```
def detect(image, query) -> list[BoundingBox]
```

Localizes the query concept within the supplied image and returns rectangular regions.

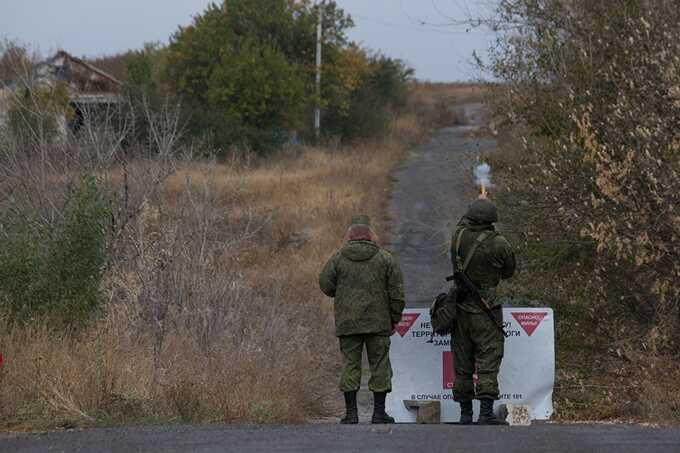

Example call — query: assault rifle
[446,273,508,338]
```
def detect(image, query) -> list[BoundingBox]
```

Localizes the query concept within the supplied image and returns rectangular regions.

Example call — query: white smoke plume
[474,163,494,190]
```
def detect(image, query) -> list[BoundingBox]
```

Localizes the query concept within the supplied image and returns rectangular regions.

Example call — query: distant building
[0,50,122,135]
[35,50,122,131]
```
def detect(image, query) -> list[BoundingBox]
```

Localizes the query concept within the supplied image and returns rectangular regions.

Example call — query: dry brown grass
[410,82,484,106]
[407,82,485,127]
[0,84,447,430]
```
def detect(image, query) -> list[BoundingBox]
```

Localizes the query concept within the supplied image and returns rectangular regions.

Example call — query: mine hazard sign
[387,307,555,422]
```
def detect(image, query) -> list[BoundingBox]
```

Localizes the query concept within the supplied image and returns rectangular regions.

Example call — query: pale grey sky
[0,0,496,81]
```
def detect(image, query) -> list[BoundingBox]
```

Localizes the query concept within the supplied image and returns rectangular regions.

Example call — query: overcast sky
[0,0,497,81]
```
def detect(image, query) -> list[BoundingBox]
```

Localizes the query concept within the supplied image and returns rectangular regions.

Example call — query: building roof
[35,50,122,95]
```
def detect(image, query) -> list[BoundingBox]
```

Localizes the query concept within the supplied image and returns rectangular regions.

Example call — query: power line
[352,14,488,36]
[398,0,492,28]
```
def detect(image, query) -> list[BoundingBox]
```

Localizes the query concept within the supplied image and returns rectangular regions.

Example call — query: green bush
[0,175,110,328]
[164,0,326,154]
[487,0,680,326]
[161,0,413,151]
[324,54,413,141]
[93,1,412,153]
[120,43,169,147]
[7,82,71,146]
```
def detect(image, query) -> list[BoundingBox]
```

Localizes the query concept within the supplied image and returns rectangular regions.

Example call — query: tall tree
[164,0,353,152]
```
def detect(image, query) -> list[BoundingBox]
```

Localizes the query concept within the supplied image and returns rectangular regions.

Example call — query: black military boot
[341,391,359,424]
[477,399,508,425]
[371,392,395,424]
[459,401,473,425]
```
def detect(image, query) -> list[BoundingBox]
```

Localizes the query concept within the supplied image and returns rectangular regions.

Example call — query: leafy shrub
[163,0,327,154]
[7,82,71,146]
[324,54,413,141]
[159,0,413,152]
[0,40,32,86]
[488,0,680,327]
[0,175,110,328]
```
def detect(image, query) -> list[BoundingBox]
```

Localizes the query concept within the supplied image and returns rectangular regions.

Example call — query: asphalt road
[3,423,680,453]
[386,102,496,308]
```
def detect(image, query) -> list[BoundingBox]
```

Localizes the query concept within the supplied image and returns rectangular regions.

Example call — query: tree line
[92,0,414,154]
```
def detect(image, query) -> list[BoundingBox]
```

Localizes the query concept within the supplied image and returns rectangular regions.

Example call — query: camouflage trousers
[338,334,392,393]
[451,307,504,401]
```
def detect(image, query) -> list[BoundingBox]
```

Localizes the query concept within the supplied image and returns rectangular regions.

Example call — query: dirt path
[386,102,496,307]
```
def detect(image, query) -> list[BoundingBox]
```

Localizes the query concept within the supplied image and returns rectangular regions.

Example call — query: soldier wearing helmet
[450,196,516,425]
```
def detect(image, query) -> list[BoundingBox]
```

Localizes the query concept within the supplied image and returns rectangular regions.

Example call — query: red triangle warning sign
[395,313,420,337]
[511,312,547,336]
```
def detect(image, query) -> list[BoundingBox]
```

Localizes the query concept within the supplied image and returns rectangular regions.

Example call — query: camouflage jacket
[319,240,405,336]
[451,219,516,313]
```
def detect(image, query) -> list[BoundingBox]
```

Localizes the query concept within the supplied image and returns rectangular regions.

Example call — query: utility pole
[315,0,323,142]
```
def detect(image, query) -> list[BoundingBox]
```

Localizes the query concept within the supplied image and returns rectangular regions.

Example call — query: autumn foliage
[487,0,680,421]
[157,0,413,152]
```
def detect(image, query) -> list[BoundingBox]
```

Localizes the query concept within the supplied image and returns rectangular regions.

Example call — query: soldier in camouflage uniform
[450,197,515,425]
[319,215,405,424]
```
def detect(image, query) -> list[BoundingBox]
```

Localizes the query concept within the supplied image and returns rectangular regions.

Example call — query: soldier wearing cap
[319,214,405,424]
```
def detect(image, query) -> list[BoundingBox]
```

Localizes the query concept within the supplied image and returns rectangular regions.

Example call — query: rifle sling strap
[455,228,494,273]
[454,228,507,337]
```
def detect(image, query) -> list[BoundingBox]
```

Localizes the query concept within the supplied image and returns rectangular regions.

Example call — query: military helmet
[350,214,371,227]
[464,199,498,224]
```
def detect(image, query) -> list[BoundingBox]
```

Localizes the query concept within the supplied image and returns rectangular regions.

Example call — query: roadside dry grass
[0,84,449,430]
[407,82,484,126]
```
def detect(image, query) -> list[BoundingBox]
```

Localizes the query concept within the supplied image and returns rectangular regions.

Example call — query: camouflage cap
[347,214,375,242]
[465,199,499,224]
[350,214,371,227]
